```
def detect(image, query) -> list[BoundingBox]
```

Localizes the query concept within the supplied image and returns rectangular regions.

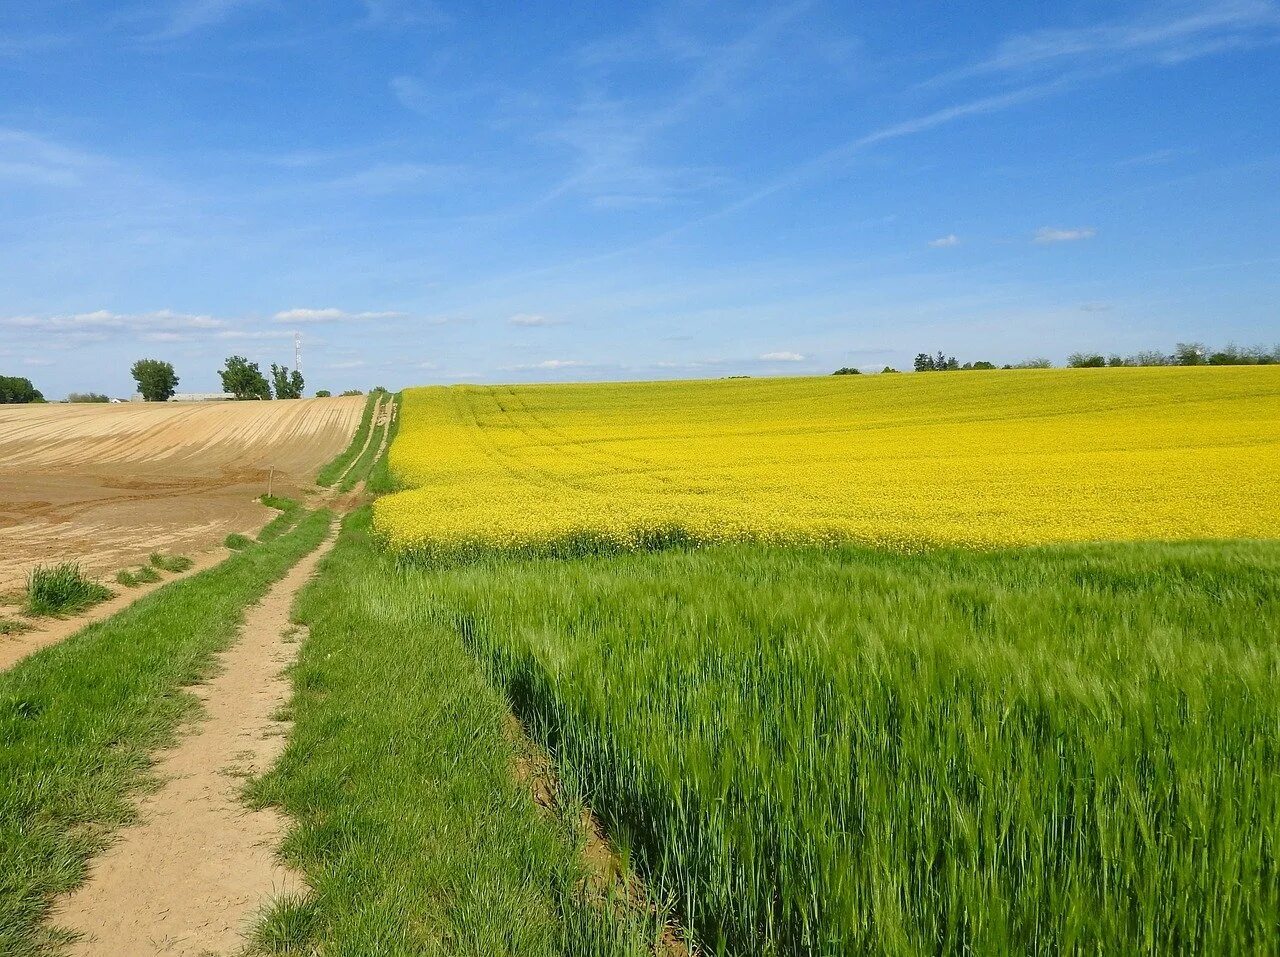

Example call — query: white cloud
[1,309,224,332]
[508,313,559,326]
[1033,226,1097,244]
[760,351,806,362]
[323,360,367,370]
[273,308,402,323]
[215,329,297,341]
[23,357,54,366]
[929,234,960,248]
[512,359,584,370]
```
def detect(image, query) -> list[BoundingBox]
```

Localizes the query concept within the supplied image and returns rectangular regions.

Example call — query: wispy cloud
[1033,226,1096,244]
[507,313,559,327]
[0,128,98,188]
[362,0,449,28]
[510,358,584,370]
[1,309,223,331]
[273,308,402,323]
[760,351,806,361]
[326,161,461,195]
[929,234,961,248]
[151,0,267,39]
[928,1,1280,85]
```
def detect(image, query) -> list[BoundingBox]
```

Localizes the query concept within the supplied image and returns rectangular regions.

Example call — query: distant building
[131,392,236,402]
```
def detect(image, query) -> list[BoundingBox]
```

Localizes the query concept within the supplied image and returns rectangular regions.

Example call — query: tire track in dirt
[50,522,337,956]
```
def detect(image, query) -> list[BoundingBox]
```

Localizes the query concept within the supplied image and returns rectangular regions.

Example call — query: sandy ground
[52,520,337,956]
[0,397,362,590]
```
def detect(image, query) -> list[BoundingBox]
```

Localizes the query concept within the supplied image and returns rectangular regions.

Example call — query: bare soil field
[0,397,362,589]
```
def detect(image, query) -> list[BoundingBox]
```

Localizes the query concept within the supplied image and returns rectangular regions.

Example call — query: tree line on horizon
[832,341,1280,375]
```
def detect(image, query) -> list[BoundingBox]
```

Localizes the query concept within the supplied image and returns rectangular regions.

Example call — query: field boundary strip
[0,509,332,956]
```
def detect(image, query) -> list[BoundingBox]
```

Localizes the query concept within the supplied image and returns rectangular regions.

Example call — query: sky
[1,1,1278,398]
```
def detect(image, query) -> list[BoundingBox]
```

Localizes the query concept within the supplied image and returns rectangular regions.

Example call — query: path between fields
[51,520,337,956]
[0,547,229,673]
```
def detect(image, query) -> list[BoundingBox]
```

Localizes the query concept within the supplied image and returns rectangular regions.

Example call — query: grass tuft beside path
[0,509,331,957]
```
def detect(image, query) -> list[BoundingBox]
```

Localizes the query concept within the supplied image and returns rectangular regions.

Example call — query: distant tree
[1131,350,1170,367]
[68,392,110,403]
[832,367,862,375]
[937,351,959,371]
[270,363,305,400]
[961,360,997,370]
[881,366,900,373]
[340,389,364,396]
[219,355,271,400]
[1011,357,1053,369]
[371,385,390,394]
[315,389,332,398]
[1067,352,1107,368]
[1106,355,1130,367]
[131,358,179,402]
[0,375,45,404]
[1172,342,1208,366]
[914,353,935,372]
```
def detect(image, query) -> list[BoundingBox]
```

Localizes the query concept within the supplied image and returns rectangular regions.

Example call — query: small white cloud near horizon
[760,351,806,362]
[508,313,559,326]
[274,308,402,323]
[511,359,584,370]
[929,234,961,247]
[1034,226,1096,244]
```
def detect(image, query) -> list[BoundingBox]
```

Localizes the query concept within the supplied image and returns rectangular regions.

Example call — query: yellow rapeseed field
[375,366,1280,552]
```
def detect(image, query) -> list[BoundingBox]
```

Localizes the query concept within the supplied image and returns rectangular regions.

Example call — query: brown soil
[0,397,362,591]
[50,521,337,956]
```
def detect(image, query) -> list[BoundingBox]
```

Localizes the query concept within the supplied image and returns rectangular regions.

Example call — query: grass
[258,495,303,543]
[246,507,664,956]
[363,393,402,496]
[23,563,112,617]
[0,509,331,957]
[150,552,194,574]
[315,392,378,488]
[115,565,160,587]
[392,537,1280,955]
[0,618,32,637]
[337,394,396,493]
[225,532,253,550]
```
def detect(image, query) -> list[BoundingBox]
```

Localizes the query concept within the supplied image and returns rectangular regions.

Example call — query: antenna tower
[294,332,302,374]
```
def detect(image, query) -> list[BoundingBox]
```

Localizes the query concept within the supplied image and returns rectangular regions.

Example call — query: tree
[219,355,271,400]
[881,366,900,374]
[1172,342,1208,366]
[914,353,935,372]
[0,375,45,404]
[1011,357,1053,369]
[131,358,179,401]
[1067,352,1106,368]
[68,392,110,403]
[270,363,304,400]
[315,389,332,398]
[340,389,364,396]
[961,361,996,370]
[831,367,862,375]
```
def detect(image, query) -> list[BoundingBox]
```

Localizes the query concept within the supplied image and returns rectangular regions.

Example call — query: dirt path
[51,522,336,956]
[0,546,229,673]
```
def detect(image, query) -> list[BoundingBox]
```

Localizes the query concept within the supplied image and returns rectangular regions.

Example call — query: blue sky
[2,1,1278,397]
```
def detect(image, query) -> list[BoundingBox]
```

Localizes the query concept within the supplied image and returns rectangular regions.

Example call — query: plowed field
[0,397,362,588]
